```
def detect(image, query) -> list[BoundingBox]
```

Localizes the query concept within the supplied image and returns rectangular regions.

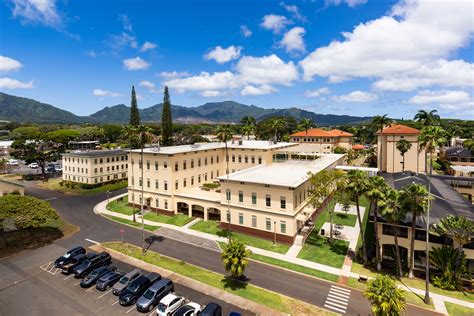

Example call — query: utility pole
[273,221,277,245]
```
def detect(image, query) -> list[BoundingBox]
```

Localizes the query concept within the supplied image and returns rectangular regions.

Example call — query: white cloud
[281,3,307,22]
[236,54,298,86]
[123,57,150,71]
[0,56,23,72]
[325,0,367,8]
[201,90,227,97]
[140,41,157,52]
[280,27,305,53]
[110,32,138,49]
[86,51,96,58]
[166,71,239,92]
[12,0,62,27]
[240,25,252,38]
[260,14,292,33]
[305,87,331,97]
[119,14,133,32]
[204,46,242,64]
[136,94,144,101]
[241,85,277,96]
[332,90,378,102]
[93,89,121,97]
[409,90,471,105]
[300,0,474,92]
[158,71,191,79]
[0,77,33,89]
[139,80,159,93]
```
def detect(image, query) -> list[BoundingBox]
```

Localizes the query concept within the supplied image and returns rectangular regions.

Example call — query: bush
[0,195,59,229]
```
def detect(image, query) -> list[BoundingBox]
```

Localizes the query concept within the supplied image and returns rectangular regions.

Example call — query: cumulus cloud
[305,87,331,98]
[93,89,121,97]
[166,71,239,93]
[140,41,157,52]
[280,27,305,53]
[332,90,378,102]
[0,77,33,89]
[204,46,242,64]
[300,0,474,92]
[409,90,471,105]
[11,0,62,27]
[0,56,23,72]
[281,3,307,22]
[158,71,191,79]
[240,25,252,38]
[260,14,292,33]
[325,0,367,8]
[201,90,227,97]
[241,85,277,96]
[110,32,138,49]
[139,80,159,93]
[123,57,150,70]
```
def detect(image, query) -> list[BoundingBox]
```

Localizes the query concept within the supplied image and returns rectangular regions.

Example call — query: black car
[80,265,116,288]
[61,253,94,275]
[201,302,222,316]
[119,272,160,306]
[54,246,86,268]
[73,252,111,278]
[96,271,123,291]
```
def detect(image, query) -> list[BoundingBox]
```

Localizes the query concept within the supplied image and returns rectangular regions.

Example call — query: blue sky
[1,0,473,119]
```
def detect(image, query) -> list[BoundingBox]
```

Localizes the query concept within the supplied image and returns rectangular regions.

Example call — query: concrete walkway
[95,194,474,314]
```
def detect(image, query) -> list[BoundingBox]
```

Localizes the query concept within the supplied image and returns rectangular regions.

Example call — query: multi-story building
[289,128,353,153]
[443,146,474,166]
[377,124,426,173]
[127,140,344,243]
[62,149,128,185]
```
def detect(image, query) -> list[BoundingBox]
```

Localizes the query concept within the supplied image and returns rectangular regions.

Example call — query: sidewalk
[95,194,474,314]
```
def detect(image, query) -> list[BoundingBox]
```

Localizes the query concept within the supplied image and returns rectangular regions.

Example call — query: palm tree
[379,188,406,277]
[241,124,254,140]
[414,109,440,127]
[364,275,406,316]
[346,169,369,265]
[431,215,474,251]
[135,125,157,253]
[269,117,285,142]
[400,183,429,279]
[371,115,392,172]
[216,124,233,240]
[240,115,256,127]
[366,176,388,271]
[429,245,467,290]
[122,125,138,222]
[298,118,314,135]
[221,239,252,278]
[395,139,412,172]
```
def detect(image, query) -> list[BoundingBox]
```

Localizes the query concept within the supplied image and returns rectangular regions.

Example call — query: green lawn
[143,212,193,227]
[297,232,349,268]
[103,242,334,316]
[39,178,127,195]
[445,302,473,315]
[107,196,134,215]
[333,213,357,227]
[191,220,290,254]
[103,214,160,232]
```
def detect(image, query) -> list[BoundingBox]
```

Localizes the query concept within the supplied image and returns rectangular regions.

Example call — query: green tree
[11,139,62,178]
[346,170,369,265]
[395,139,412,172]
[101,124,123,143]
[161,86,173,146]
[241,124,255,140]
[269,117,286,142]
[371,115,392,171]
[130,86,140,126]
[221,239,252,278]
[216,124,233,239]
[429,245,467,290]
[121,125,138,222]
[298,118,314,134]
[414,109,440,127]
[45,129,81,145]
[431,215,474,250]
[364,275,406,316]
[240,115,256,127]
[0,195,59,229]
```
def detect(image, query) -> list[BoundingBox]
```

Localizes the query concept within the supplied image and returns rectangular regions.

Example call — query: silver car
[112,268,141,295]
[136,278,174,312]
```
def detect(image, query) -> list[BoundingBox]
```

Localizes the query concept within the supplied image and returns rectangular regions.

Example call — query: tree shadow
[144,235,165,253]
[221,275,249,291]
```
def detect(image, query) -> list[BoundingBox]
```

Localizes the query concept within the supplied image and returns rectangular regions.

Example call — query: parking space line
[63,275,73,280]
[74,281,81,286]
[111,300,119,306]
[86,287,95,292]
[126,306,135,314]
[149,307,158,316]
[85,238,99,244]
[98,289,112,298]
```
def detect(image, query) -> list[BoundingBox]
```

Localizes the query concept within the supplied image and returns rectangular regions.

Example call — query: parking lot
[0,244,253,315]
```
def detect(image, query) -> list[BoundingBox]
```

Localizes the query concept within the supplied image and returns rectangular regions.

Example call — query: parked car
[173,302,202,316]
[156,294,185,316]
[80,265,116,288]
[7,159,19,166]
[28,162,39,169]
[136,278,174,312]
[201,302,222,316]
[112,268,142,296]
[54,246,86,268]
[96,270,123,291]
[119,272,160,306]
[61,253,94,275]
[73,252,111,278]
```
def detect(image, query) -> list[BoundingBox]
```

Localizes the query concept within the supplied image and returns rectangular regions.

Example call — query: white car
[7,159,19,166]
[172,302,201,316]
[28,163,39,169]
[156,294,184,316]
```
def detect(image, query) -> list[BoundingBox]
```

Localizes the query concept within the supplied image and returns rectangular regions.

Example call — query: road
[22,184,438,316]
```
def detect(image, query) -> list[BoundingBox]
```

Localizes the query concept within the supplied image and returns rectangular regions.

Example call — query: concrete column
[204,207,208,221]
[188,204,192,218]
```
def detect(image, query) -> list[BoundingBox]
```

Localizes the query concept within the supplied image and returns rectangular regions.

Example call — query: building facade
[289,129,353,153]
[0,178,24,196]
[62,149,128,184]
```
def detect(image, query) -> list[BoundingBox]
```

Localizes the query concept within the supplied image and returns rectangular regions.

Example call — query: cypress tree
[129,85,140,126]
[161,86,173,146]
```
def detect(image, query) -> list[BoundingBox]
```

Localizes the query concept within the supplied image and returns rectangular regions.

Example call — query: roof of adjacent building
[0,177,25,187]
[352,144,365,150]
[0,140,13,148]
[444,146,472,158]
[381,172,474,228]
[218,154,344,187]
[62,149,126,157]
[290,128,353,137]
[379,124,420,135]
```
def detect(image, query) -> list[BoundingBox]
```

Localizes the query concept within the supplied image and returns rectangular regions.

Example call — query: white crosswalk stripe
[323,285,351,314]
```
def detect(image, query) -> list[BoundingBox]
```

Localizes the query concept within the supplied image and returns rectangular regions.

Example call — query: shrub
[0,195,59,229]
[429,245,467,291]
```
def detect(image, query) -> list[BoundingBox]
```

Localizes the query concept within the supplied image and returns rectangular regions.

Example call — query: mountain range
[0,92,372,126]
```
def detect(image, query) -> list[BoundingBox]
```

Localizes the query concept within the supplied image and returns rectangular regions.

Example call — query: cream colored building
[62,149,128,184]
[289,129,353,153]
[377,124,426,173]
[0,178,24,196]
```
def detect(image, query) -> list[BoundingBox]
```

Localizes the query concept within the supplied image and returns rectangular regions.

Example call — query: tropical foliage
[221,239,252,278]
[431,215,474,250]
[429,245,467,291]
[364,275,406,316]
[0,195,59,229]
[395,139,412,172]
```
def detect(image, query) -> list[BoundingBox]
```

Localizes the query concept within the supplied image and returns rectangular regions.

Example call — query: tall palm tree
[364,275,406,316]
[221,239,252,278]
[216,124,233,240]
[396,139,412,172]
[371,115,392,172]
[240,115,256,127]
[414,109,440,127]
[241,124,254,140]
[135,125,157,253]
[366,176,388,271]
[431,215,474,251]
[122,125,138,222]
[400,183,429,279]
[346,170,369,265]
[298,118,314,135]
[379,188,406,277]
[269,117,286,142]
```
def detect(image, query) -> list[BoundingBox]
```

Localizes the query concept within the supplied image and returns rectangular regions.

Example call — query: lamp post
[273,221,277,245]
[106,190,110,209]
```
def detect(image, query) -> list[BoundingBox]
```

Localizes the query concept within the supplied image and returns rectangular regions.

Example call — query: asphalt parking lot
[0,244,253,316]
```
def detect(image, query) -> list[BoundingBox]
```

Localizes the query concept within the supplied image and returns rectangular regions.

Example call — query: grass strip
[297,234,349,268]
[445,302,473,316]
[103,214,160,232]
[143,212,194,227]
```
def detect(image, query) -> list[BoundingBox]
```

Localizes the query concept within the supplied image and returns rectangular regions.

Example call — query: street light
[106,190,111,209]
[273,221,277,245]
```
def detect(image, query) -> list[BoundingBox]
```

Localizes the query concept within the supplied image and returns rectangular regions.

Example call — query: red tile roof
[379,124,420,135]
[290,128,353,137]
[352,144,365,150]
[330,129,353,137]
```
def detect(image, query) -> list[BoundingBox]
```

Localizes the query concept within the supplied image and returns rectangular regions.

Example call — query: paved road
[23,184,438,316]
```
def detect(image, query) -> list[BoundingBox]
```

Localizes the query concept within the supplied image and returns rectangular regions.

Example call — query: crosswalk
[324,285,351,314]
